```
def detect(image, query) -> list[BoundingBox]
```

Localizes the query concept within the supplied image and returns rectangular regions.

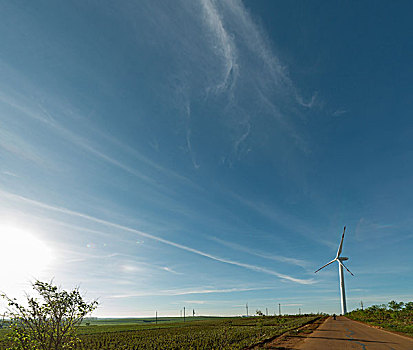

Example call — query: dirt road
[297,316,413,350]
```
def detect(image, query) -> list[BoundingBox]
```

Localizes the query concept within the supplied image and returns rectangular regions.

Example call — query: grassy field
[75,316,227,335]
[0,315,319,349]
[80,316,222,326]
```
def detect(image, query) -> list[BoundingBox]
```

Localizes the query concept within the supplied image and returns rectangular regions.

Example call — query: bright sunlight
[0,224,53,283]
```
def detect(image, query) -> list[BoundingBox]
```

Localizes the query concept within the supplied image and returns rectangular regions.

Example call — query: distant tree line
[347,300,413,336]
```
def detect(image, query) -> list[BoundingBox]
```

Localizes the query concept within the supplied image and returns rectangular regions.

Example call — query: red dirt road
[298,316,413,350]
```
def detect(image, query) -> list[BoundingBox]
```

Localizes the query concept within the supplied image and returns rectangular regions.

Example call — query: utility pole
[184,307,186,322]
[299,308,301,315]
[246,303,249,317]
[361,301,364,311]
[156,311,158,325]
[193,309,195,317]
[279,304,281,316]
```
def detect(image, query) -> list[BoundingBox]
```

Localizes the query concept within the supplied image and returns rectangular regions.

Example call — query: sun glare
[0,224,53,283]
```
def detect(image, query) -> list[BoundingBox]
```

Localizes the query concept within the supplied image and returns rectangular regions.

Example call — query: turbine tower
[315,226,354,315]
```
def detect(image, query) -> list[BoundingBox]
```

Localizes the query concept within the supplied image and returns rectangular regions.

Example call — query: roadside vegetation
[347,300,413,337]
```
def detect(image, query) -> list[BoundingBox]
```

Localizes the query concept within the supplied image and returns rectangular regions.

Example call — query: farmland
[0,315,319,349]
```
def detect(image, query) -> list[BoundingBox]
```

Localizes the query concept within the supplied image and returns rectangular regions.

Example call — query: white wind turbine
[315,226,354,315]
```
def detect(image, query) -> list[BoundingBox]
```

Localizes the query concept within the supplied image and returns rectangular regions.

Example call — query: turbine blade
[339,260,354,276]
[336,226,346,258]
[314,259,336,273]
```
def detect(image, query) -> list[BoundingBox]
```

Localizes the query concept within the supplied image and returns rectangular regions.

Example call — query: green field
[81,316,222,326]
[0,315,319,349]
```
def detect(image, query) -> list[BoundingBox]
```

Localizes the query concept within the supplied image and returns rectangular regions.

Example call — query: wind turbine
[315,226,354,315]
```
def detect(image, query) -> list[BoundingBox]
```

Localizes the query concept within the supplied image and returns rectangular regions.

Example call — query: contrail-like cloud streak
[0,189,314,285]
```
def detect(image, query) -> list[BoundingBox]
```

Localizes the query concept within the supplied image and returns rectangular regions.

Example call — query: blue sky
[0,0,412,317]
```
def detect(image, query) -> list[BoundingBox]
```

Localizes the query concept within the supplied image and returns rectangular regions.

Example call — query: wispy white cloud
[184,102,200,169]
[0,127,47,166]
[210,236,310,268]
[231,121,251,161]
[184,300,207,304]
[0,88,150,181]
[332,109,347,117]
[162,267,183,275]
[200,0,238,93]
[153,0,315,165]
[110,286,272,298]
[222,0,317,109]
[1,171,20,178]
[354,217,393,242]
[0,189,314,285]
[63,252,120,264]
[0,65,200,193]
[227,190,336,249]
[296,92,318,109]
[35,103,164,187]
[221,0,288,87]
[76,111,201,190]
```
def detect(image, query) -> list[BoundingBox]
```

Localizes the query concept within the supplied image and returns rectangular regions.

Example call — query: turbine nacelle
[314,227,353,276]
